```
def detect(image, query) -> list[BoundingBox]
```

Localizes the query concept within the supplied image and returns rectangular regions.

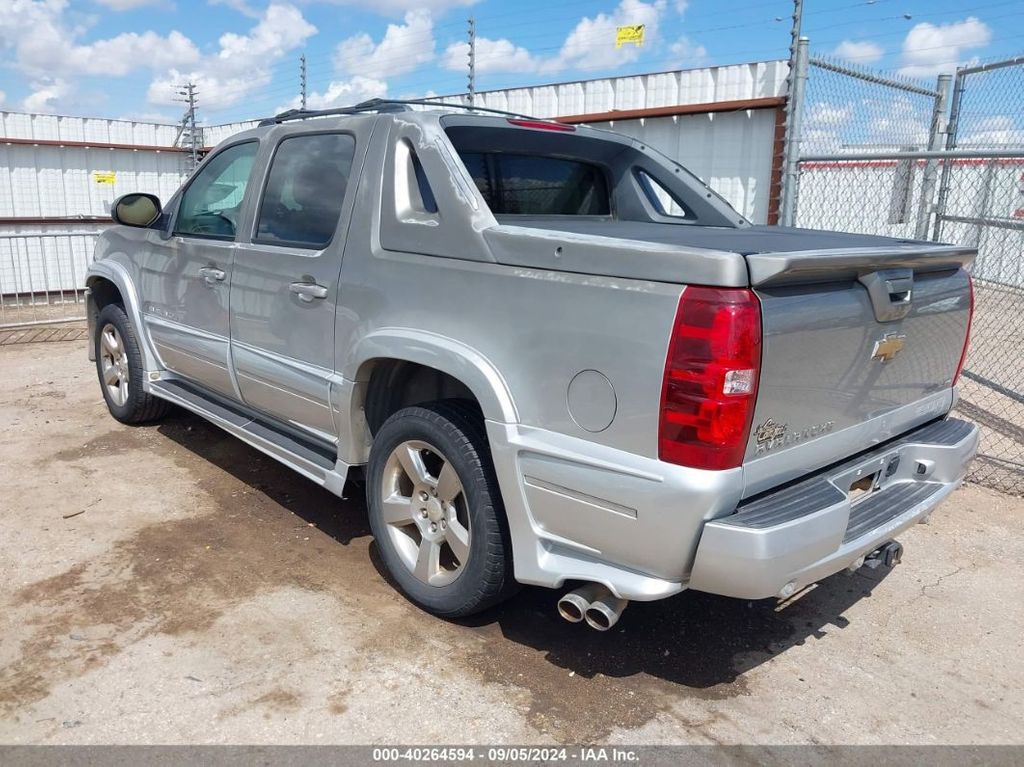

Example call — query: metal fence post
[932,67,966,241]
[780,36,810,227]
[915,73,951,240]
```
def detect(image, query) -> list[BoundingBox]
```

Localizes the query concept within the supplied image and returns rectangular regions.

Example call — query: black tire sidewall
[95,304,147,423]
[367,404,511,617]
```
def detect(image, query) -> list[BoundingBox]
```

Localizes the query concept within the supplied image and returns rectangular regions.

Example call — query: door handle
[289,281,328,303]
[198,266,226,286]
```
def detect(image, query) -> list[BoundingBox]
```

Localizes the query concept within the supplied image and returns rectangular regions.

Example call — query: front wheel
[366,400,517,617]
[94,303,171,424]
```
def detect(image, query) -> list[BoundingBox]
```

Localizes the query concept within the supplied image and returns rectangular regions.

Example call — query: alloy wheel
[380,440,470,587]
[99,323,130,407]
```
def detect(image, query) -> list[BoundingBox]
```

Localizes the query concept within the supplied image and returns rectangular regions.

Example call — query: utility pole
[778,0,805,226]
[467,16,476,106]
[175,82,200,173]
[300,54,308,110]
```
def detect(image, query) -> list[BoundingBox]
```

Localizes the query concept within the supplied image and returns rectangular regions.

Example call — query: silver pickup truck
[86,99,978,630]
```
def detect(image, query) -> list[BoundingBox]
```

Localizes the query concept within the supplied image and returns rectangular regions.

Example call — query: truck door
[141,140,259,399]
[229,128,363,443]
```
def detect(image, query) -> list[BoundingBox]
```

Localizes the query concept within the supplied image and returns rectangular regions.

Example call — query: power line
[168,0,1024,123]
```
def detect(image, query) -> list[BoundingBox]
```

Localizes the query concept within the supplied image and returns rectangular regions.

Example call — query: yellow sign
[93,171,116,185]
[615,24,645,49]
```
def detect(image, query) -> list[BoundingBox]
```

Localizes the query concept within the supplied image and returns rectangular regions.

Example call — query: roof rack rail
[259,98,542,126]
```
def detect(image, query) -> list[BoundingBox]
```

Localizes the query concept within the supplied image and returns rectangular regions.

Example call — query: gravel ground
[0,340,1021,745]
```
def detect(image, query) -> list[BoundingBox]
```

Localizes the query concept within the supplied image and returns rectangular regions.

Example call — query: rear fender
[338,328,518,465]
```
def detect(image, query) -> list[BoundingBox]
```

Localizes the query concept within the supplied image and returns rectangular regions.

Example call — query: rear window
[457,152,610,216]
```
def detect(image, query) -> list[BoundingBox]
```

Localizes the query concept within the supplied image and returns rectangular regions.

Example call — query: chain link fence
[940,58,1024,493]
[801,57,943,153]
[791,53,1024,494]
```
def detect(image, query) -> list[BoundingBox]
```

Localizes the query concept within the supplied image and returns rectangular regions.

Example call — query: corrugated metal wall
[1,111,190,222]
[441,62,788,117]
[0,112,181,146]
[0,112,191,297]
[0,145,187,219]
[203,120,260,148]
[592,110,778,223]
[1,61,788,297]
[438,62,788,223]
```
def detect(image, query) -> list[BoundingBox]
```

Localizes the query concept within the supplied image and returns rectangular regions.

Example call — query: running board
[149,379,349,497]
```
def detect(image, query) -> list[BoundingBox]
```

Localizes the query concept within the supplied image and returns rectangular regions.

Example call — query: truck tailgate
[741,250,973,498]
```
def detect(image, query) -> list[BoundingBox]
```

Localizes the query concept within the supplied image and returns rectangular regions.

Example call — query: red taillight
[506,118,576,132]
[952,274,974,386]
[659,287,762,471]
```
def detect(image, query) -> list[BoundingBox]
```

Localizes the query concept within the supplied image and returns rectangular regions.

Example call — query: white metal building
[0,60,789,298]
[437,61,789,224]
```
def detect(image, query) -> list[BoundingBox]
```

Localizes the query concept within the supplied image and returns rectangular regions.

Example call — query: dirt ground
[0,340,1022,746]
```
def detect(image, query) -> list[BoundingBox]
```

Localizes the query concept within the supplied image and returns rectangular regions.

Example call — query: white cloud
[542,0,668,74]
[898,17,991,78]
[0,0,200,82]
[960,115,1024,147]
[440,1,674,78]
[92,0,161,9]
[667,36,707,67]
[23,78,70,113]
[442,37,540,75]
[335,9,434,78]
[808,102,853,127]
[209,0,260,17]
[276,75,388,112]
[316,0,472,15]
[147,3,316,110]
[866,94,930,148]
[85,31,201,75]
[832,40,883,64]
[801,100,855,153]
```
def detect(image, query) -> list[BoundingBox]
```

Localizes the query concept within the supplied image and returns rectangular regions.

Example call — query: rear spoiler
[746,245,977,288]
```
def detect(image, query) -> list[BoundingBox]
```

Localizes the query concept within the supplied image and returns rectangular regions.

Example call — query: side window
[175,142,258,239]
[255,133,356,249]
[636,169,692,219]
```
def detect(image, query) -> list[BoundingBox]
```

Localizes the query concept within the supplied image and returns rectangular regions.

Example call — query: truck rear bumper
[688,418,979,599]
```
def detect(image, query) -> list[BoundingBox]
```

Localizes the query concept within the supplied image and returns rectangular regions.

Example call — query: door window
[255,133,356,249]
[175,141,258,239]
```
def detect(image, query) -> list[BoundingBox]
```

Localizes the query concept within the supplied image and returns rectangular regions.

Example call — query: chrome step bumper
[688,418,979,600]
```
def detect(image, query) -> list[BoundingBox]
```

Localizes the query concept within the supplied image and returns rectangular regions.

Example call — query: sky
[0,0,1021,126]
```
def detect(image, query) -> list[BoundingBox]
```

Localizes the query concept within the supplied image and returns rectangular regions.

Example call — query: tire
[366,400,518,617]
[94,303,171,424]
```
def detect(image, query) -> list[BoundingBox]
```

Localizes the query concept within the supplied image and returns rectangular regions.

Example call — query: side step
[149,379,349,497]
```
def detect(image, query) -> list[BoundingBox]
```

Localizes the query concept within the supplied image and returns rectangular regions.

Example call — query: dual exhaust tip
[557,583,628,631]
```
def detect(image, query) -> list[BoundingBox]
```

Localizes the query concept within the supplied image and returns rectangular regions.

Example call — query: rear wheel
[94,303,171,424]
[366,400,517,617]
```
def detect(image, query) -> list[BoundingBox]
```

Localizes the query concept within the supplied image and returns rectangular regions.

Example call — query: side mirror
[112,193,162,228]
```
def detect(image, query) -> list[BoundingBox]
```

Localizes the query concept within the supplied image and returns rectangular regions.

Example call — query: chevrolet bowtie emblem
[871,333,906,363]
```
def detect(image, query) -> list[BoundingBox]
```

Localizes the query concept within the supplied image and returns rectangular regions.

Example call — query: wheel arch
[85,261,158,370]
[338,330,518,464]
